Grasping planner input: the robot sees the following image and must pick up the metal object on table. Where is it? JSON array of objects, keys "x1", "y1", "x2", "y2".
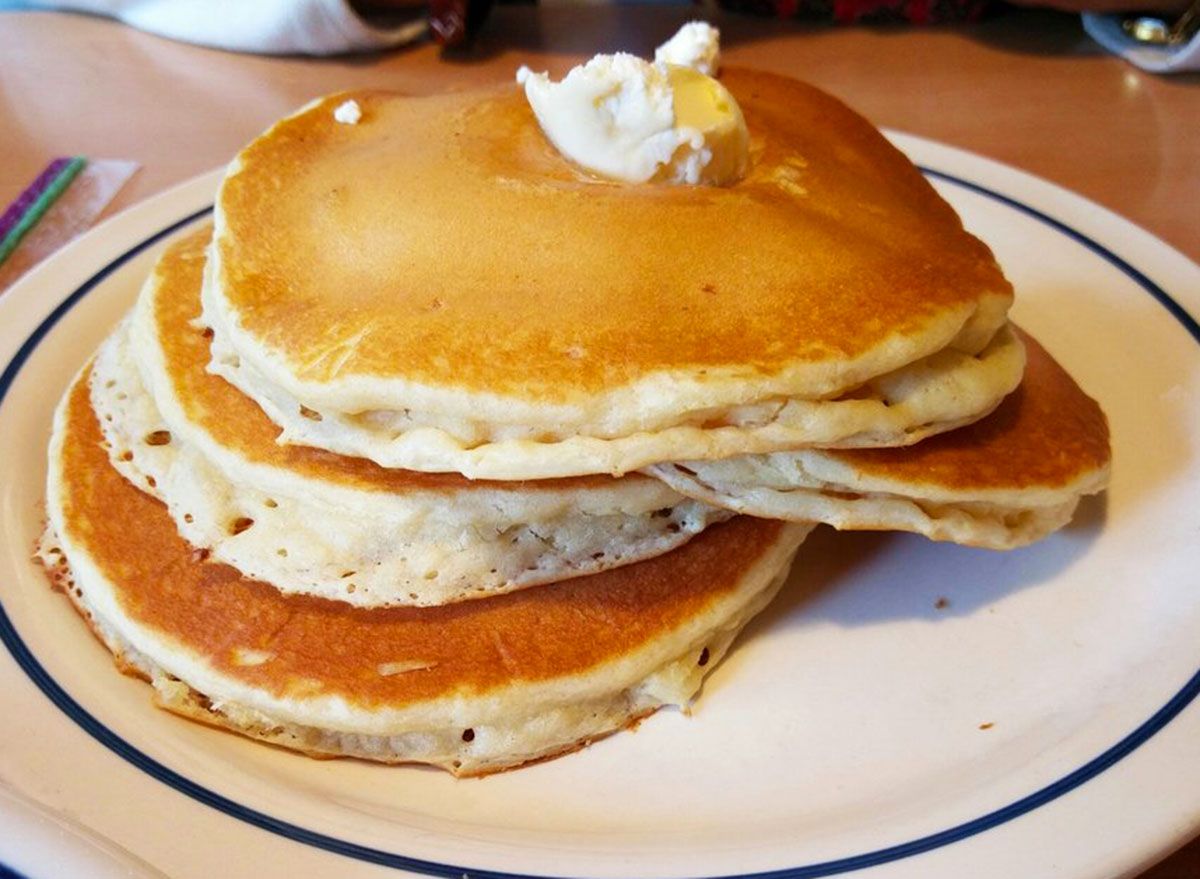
[{"x1": 1122, "y1": 0, "x2": 1200, "y2": 44}]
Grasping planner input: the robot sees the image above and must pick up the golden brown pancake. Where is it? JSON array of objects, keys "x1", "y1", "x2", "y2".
[
  {"x1": 45, "y1": 370, "x2": 810, "y2": 774},
  {"x1": 214, "y1": 70, "x2": 1010, "y2": 404},
  {"x1": 651, "y1": 330, "x2": 1111, "y2": 549},
  {"x1": 202, "y1": 69, "x2": 1022, "y2": 479}
]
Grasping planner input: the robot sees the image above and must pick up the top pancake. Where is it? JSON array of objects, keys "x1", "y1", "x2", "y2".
[{"x1": 210, "y1": 68, "x2": 1013, "y2": 429}]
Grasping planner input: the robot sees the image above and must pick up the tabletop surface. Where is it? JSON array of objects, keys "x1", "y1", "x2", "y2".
[{"x1": 1, "y1": 6, "x2": 1198, "y2": 878}]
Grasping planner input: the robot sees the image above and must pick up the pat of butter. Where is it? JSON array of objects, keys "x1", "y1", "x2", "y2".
[
  {"x1": 516, "y1": 43, "x2": 747, "y2": 186},
  {"x1": 667, "y1": 64, "x2": 747, "y2": 187}
]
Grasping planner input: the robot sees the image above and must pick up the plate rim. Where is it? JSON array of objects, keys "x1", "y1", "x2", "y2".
[{"x1": 2, "y1": 147, "x2": 1199, "y2": 879}]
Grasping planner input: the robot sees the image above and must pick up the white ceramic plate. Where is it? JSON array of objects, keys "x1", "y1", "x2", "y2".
[{"x1": 1, "y1": 135, "x2": 1198, "y2": 879}]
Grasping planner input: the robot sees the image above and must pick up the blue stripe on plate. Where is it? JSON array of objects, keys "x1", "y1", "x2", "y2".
[
  {"x1": 923, "y1": 168, "x2": 1200, "y2": 345},
  {"x1": 0, "y1": 172, "x2": 1198, "y2": 878}
]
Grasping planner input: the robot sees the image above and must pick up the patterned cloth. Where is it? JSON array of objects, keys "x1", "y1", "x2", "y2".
[{"x1": 716, "y1": 0, "x2": 989, "y2": 24}]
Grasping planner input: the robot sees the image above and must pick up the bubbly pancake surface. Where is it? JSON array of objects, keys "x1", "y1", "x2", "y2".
[
  {"x1": 212, "y1": 68, "x2": 1013, "y2": 417},
  {"x1": 97, "y1": 321, "x2": 725, "y2": 606},
  {"x1": 54, "y1": 372, "x2": 791, "y2": 712}
]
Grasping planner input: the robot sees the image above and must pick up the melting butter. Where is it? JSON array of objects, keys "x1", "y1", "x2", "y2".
[{"x1": 515, "y1": 24, "x2": 748, "y2": 186}]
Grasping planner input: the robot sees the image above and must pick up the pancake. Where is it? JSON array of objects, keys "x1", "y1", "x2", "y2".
[
  {"x1": 650, "y1": 330, "x2": 1110, "y2": 549},
  {"x1": 204, "y1": 68, "x2": 1023, "y2": 479},
  {"x1": 43, "y1": 369, "x2": 811, "y2": 775},
  {"x1": 209, "y1": 310, "x2": 1025, "y2": 479},
  {"x1": 101, "y1": 229, "x2": 726, "y2": 607}
]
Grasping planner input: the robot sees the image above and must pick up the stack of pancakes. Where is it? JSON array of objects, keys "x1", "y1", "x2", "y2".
[{"x1": 40, "y1": 69, "x2": 1110, "y2": 776}]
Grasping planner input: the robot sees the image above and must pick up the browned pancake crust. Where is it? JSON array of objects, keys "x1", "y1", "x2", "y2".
[
  {"x1": 60, "y1": 374, "x2": 783, "y2": 710},
  {"x1": 158, "y1": 227, "x2": 637, "y2": 493},
  {"x1": 216, "y1": 68, "x2": 1011, "y2": 398},
  {"x1": 829, "y1": 329, "x2": 1110, "y2": 490}
]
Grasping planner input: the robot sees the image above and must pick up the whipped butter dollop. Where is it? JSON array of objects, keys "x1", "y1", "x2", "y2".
[
  {"x1": 654, "y1": 21, "x2": 721, "y2": 75},
  {"x1": 515, "y1": 23, "x2": 748, "y2": 186}
]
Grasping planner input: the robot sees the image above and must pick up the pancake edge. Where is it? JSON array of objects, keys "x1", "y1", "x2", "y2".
[{"x1": 205, "y1": 317, "x2": 1025, "y2": 480}]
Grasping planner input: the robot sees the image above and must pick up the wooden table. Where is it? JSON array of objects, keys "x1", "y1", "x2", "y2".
[
  {"x1": 4, "y1": 6, "x2": 1198, "y2": 262},
  {"x1": 2, "y1": 7, "x2": 1198, "y2": 877}
]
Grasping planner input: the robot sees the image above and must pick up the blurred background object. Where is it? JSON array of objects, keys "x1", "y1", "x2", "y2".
[{"x1": 3, "y1": 0, "x2": 1198, "y2": 69}]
